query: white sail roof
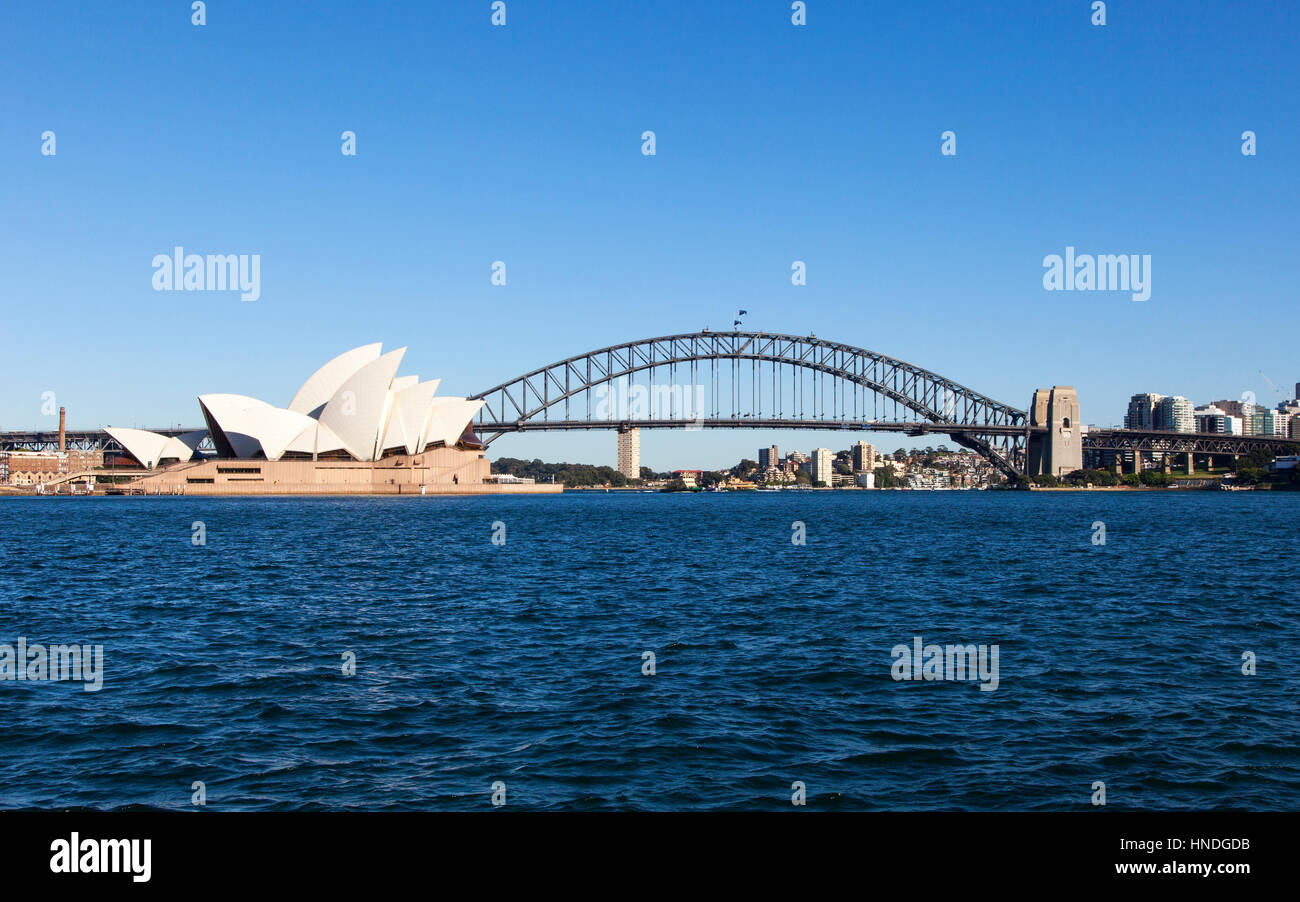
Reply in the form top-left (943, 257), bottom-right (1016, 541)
top-left (236, 407), bottom-right (321, 461)
top-left (316, 348), bottom-right (407, 461)
top-left (198, 394), bottom-right (275, 459)
top-left (105, 427), bottom-right (174, 470)
top-left (380, 379), bottom-right (443, 455)
top-left (284, 420), bottom-right (348, 457)
top-left (422, 398), bottom-right (485, 447)
top-left (161, 344), bottom-right (485, 464)
top-left (288, 343), bottom-right (382, 417)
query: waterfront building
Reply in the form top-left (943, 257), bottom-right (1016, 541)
top-left (87, 344), bottom-right (553, 495)
top-left (851, 441), bottom-right (876, 472)
top-left (855, 471), bottom-right (876, 489)
top-left (484, 473), bottom-right (536, 484)
top-left (759, 465), bottom-right (793, 485)
top-left (672, 469), bottom-right (704, 488)
top-left (2, 450), bottom-right (104, 486)
top-left (105, 344), bottom-right (483, 469)
top-left (617, 428), bottom-right (641, 480)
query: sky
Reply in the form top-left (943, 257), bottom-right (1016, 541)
top-left (2, 1), bottom-right (1296, 470)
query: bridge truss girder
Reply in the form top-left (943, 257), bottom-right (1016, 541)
top-left (469, 331), bottom-right (1031, 477)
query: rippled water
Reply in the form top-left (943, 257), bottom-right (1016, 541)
top-left (1, 491), bottom-right (1297, 810)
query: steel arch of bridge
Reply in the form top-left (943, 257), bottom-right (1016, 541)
top-left (469, 331), bottom-right (1031, 477)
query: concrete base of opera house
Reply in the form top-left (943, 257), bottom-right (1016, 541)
top-left (106, 447), bottom-right (562, 496)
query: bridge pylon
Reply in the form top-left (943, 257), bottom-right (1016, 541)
top-left (1025, 386), bottom-right (1082, 478)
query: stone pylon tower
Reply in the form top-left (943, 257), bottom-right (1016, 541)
top-left (1026, 386), bottom-right (1082, 477)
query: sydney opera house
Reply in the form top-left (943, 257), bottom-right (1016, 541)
top-left (102, 344), bottom-right (554, 495)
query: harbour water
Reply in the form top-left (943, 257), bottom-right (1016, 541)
top-left (1, 492), bottom-right (1297, 810)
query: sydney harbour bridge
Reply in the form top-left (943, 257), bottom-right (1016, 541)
top-left (463, 331), bottom-right (1293, 478)
top-left (3, 331), bottom-right (1295, 478)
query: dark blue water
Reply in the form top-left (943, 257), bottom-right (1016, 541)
top-left (1, 492), bottom-right (1297, 810)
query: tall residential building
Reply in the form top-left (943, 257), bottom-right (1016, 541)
top-left (851, 441), bottom-right (876, 472)
top-left (1259, 409), bottom-right (1289, 437)
top-left (1242, 404), bottom-right (1266, 435)
top-left (1156, 396), bottom-right (1195, 433)
top-left (1194, 405), bottom-right (1227, 433)
top-left (616, 428), bottom-right (641, 480)
top-left (758, 444), bottom-right (779, 469)
top-left (1213, 399), bottom-right (1269, 435)
top-left (810, 448), bottom-right (833, 486)
top-left (1124, 393), bottom-right (1164, 430)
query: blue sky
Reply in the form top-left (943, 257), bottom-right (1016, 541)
top-left (2, 1), bottom-right (1296, 469)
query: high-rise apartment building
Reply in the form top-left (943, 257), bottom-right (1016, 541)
top-left (1124, 393), bottom-right (1164, 430)
top-left (616, 428), bottom-right (641, 480)
top-left (758, 444), bottom-right (779, 469)
top-left (810, 448), bottom-right (833, 486)
top-left (1195, 405), bottom-right (1227, 433)
top-left (1259, 409), bottom-right (1289, 437)
top-left (1156, 396), bottom-right (1195, 433)
top-left (851, 441), bottom-right (876, 472)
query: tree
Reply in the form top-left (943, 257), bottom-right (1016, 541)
top-left (1064, 468), bottom-right (1119, 487)
top-left (492, 457), bottom-right (627, 486)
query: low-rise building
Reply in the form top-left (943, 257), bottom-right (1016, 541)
top-left (2, 450), bottom-right (104, 486)
top-left (672, 469), bottom-right (704, 488)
